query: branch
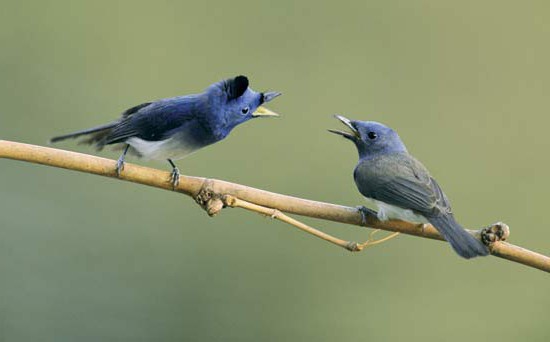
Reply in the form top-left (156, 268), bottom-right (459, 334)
top-left (1, 140), bottom-right (549, 273)
top-left (221, 194), bottom-right (401, 251)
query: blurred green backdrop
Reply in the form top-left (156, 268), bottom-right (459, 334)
top-left (1, 1), bottom-right (549, 341)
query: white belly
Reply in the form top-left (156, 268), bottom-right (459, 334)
top-left (363, 197), bottom-right (428, 223)
top-left (126, 137), bottom-right (200, 161)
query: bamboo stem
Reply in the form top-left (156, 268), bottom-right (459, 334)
top-left (1, 140), bottom-right (549, 273)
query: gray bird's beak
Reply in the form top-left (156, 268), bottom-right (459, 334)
top-left (328, 115), bottom-right (359, 140)
top-left (253, 91), bottom-right (282, 117)
top-left (262, 91), bottom-right (282, 103)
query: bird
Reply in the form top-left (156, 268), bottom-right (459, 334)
top-left (50, 75), bottom-right (281, 187)
top-left (329, 115), bottom-right (489, 258)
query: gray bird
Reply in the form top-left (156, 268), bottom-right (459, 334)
top-left (329, 115), bottom-right (489, 258)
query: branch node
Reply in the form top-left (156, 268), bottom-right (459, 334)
top-left (269, 209), bottom-right (281, 219)
top-left (222, 194), bottom-right (237, 207)
top-left (195, 180), bottom-right (225, 217)
top-left (480, 222), bottom-right (510, 246)
top-left (345, 241), bottom-right (362, 252)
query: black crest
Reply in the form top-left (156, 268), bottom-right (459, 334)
top-left (225, 75), bottom-right (249, 100)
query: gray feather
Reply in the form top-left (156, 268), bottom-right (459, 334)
top-left (354, 152), bottom-right (488, 258)
top-left (428, 215), bottom-right (489, 258)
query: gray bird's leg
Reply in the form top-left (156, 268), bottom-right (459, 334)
top-left (116, 144), bottom-right (130, 177)
top-left (167, 159), bottom-right (180, 187)
top-left (356, 206), bottom-right (378, 226)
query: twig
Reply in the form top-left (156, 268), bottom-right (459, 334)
top-left (223, 194), bottom-right (360, 250)
top-left (221, 194), bottom-right (399, 251)
top-left (1, 140), bottom-right (549, 273)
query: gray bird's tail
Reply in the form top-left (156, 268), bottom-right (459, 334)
top-left (50, 122), bottom-right (118, 149)
top-left (428, 215), bottom-right (489, 259)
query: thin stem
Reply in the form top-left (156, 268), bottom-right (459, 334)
top-left (359, 230), bottom-right (401, 248)
top-left (224, 195), bottom-right (372, 251)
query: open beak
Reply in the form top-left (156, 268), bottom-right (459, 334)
top-left (262, 91), bottom-right (282, 103)
top-left (328, 115), bottom-right (359, 140)
top-left (253, 91), bottom-right (282, 117)
top-left (253, 106), bottom-right (279, 117)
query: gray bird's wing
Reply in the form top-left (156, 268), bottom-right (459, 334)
top-left (354, 153), bottom-right (451, 217)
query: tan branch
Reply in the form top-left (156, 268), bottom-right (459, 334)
top-left (1, 140), bottom-right (549, 273)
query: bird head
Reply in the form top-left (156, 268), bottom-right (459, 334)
top-left (328, 115), bottom-right (407, 159)
top-left (205, 75), bottom-right (281, 138)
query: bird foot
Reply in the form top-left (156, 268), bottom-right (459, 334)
top-left (356, 206), bottom-right (378, 226)
top-left (115, 157), bottom-right (125, 177)
top-left (170, 167), bottom-right (181, 188)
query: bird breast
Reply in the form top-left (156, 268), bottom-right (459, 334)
top-left (126, 136), bottom-right (201, 161)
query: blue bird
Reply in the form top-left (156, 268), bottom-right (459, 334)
top-left (329, 115), bottom-right (489, 258)
top-left (51, 75), bottom-right (281, 186)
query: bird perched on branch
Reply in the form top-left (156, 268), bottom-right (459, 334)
top-left (51, 75), bottom-right (281, 186)
top-left (329, 115), bottom-right (489, 258)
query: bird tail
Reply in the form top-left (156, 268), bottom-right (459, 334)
top-left (428, 215), bottom-right (489, 259)
top-left (50, 122), bottom-right (118, 149)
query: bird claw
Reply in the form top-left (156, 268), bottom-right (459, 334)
top-left (356, 206), bottom-right (377, 226)
top-left (170, 167), bottom-right (180, 188)
top-left (115, 157), bottom-right (125, 177)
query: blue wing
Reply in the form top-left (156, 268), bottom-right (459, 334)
top-left (104, 95), bottom-right (205, 144)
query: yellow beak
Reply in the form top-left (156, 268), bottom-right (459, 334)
top-left (252, 106), bottom-right (280, 117)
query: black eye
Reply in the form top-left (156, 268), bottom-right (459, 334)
top-left (241, 107), bottom-right (249, 115)
top-left (367, 132), bottom-right (377, 140)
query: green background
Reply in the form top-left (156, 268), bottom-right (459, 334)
top-left (1, 1), bottom-right (548, 341)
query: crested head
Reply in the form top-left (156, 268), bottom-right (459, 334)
top-left (204, 75), bottom-right (281, 138)
top-left (329, 115), bottom-right (407, 159)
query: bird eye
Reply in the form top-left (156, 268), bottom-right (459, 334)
top-left (241, 107), bottom-right (249, 115)
top-left (367, 132), bottom-right (377, 140)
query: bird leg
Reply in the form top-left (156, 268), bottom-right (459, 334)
top-left (167, 159), bottom-right (180, 188)
top-left (116, 144), bottom-right (130, 177)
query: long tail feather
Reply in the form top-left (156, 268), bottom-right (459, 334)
top-left (50, 122), bottom-right (118, 148)
top-left (428, 215), bottom-right (489, 259)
